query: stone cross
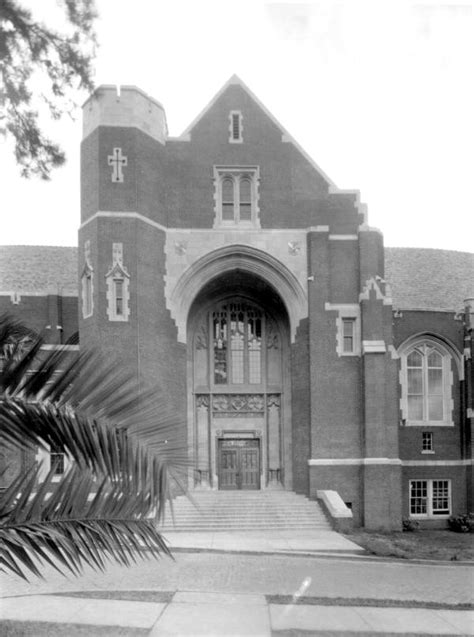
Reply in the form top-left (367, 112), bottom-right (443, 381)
top-left (108, 147), bottom-right (128, 183)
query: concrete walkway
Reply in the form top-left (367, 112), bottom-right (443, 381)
top-left (1, 590), bottom-right (473, 635)
top-left (162, 528), bottom-right (366, 555)
top-left (1, 532), bottom-right (472, 636)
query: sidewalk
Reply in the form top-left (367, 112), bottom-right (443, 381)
top-left (162, 528), bottom-right (366, 556)
top-left (1, 531), bottom-right (472, 636)
top-left (1, 590), bottom-right (473, 635)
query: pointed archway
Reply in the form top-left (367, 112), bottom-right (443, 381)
top-left (186, 270), bottom-right (293, 491)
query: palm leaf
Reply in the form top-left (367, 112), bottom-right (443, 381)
top-left (0, 315), bottom-right (188, 580)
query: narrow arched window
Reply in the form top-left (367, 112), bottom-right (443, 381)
top-left (222, 177), bottom-right (234, 221)
top-left (239, 178), bottom-right (252, 221)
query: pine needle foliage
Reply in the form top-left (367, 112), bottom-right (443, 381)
top-left (0, 315), bottom-right (188, 580)
top-left (0, 0), bottom-right (97, 178)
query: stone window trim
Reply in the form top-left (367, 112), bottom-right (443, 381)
top-left (213, 165), bottom-right (260, 228)
top-left (229, 110), bottom-right (243, 143)
top-left (398, 337), bottom-right (456, 427)
top-left (409, 479), bottom-right (451, 518)
top-left (105, 243), bottom-right (130, 322)
top-left (324, 303), bottom-right (361, 356)
top-left (81, 240), bottom-right (94, 319)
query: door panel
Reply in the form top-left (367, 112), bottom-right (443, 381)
top-left (219, 449), bottom-right (238, 489)
top-left (218, 440), bottom-right (260, 490)
top-left (240, 448), bottom-right (259, 490)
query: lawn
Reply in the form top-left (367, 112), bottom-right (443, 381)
top-left (344, 529), bottom-right (474, 561)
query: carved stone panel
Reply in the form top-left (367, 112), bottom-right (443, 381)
top-left (212, 394), bottom-right (265, 417)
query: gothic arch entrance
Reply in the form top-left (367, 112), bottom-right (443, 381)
top-left (187, 271), bottom-right (292, 491)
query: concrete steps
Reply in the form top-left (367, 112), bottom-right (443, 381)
top-left (158, 490), bottom-right (331, 532)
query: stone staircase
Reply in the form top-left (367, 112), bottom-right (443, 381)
top-left (158, 490), bottom-right (331, 532)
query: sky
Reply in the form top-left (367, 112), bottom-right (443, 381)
top-left (1, 0), bottom-right (473, 251)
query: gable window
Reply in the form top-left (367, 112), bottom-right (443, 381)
top-left (409, 479), bottom-right (451, 517)
top-left (399, 340), bottom-right (454, 426)
top-left (229, 110), bottom-right (243, 143)
top-left (214, 166), bottom-right (260, 227)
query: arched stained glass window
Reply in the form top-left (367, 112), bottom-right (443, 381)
top-left (212, 303), bottom-right (263, 386)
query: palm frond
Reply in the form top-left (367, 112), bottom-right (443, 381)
top-left (0, 462), bottom-right (172, 580)
top-left (0, 314), bottom-right (189, 580)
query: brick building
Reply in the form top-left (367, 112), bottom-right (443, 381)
top-left (1, 76), bottom-right (473, 530)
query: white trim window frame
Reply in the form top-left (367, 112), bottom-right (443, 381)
top-left (399, 339), bottom-right (454, 426)
top-left (229, 110), bottom-right (243, 143)
top-left (213, 166), bottom-right (260, 228)
top-left (409, 479), bottom-right (451, 518)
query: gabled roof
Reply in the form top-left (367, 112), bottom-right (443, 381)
top-left (385, 247), bottom-right (474, 312)
top-left (177, 74), bottom-right (336, 188)
top-left (1, 245), bottom-right (472, 312)
top-left (0, 246), bottom-right (78, 296)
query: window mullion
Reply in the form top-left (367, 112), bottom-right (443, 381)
top-left (244, 314), bottom-right (248, 383)
top-left (226, 308), bottom-right (231, 383)
top-left (422, 358), bottom-right (430, 422)
top-left (234, 176), bottom-right (239, 223)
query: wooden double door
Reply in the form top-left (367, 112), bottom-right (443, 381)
top-left (218, 439), bottom-right (260, 490)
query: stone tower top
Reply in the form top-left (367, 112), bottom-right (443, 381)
top-left (82, 85), bottom-right (168, 144)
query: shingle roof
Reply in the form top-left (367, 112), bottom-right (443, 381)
top-left (0, 245), bottom-right (472, 311)
top-left (385, 247), bottom-right (474, 312)
top-left (0, 246), bottom-right (78, 296)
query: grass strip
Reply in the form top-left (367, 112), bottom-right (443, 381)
top-left (266, 594), bottom-right (474, 611)
top-left (45, 590), bottom-right (174, 603)
top-left (0, 621), bottom-right (148, 636)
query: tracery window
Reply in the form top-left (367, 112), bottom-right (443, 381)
top-left (399, 340), bottom-right (454, 426)
top-left (212, 303), bottom-right (263, 386)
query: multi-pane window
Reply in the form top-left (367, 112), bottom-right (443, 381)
top-left (212, 303), bottom-right (262, 386)
top-left (50, 444), bottom-right (65, 476)
top-left (422, 431), bottom-right (434, 452)
top-left (409, 480), bottom-right (451, 517)
top-left (342, 318), bottom-right (355, 353)
top-left (402, 342), bottom-right (452, 425)
top-left (214, 166), bottom-right (260, 227)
